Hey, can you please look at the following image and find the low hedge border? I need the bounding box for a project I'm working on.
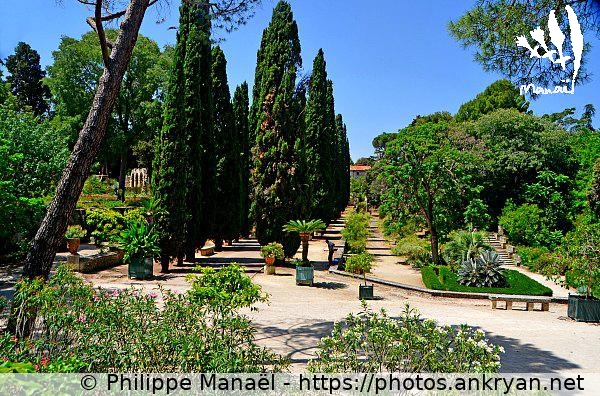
[330,269,566,303]
[421,267,552,296]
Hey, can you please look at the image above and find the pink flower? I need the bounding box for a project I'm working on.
[148,292,158,299]
[77,314,87,323]
[111,289,120,297]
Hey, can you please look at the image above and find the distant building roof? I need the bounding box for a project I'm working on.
[350,165,372,172]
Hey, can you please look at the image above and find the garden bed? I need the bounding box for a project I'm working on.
[421,267,552,296]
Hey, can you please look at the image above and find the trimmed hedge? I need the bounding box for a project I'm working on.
[421,267,552,296]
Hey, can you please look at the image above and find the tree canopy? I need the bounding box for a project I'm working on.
[449,0,600,90]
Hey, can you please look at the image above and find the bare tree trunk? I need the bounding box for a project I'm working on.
[22,0,151,280]
[118,151,128,202]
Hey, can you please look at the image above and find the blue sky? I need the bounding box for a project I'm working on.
[0,0,598,160]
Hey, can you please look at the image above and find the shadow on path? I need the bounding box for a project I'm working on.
[469,326,581,373]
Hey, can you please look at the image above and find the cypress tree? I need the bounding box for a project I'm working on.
[153,2,191,272]
[211,46,242,248]
[324,79,338,220]
[304,49,335,223]
[233,82,251,237]
[335,114,351,212]
[184,1,214,260]
[250,1,304,257]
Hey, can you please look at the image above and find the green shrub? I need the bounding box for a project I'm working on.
[260,242,284,260]
[308,303,503,373]
[7,265,286,372]
[391,235,431,267]
[85,208,146,245]
[344,252,373,275]
[561,217,600,299]
[82,176,114,196]
[114,221,160,261]
[421,266,444,289]
[65,225,86,239]
[442,229,492,269]
[517,246,565,275]
[341,209,370,253]
[422,267,552,296]
[499,202,562,248]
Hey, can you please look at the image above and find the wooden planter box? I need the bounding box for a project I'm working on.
[296,265,314,286]
[359,284,374,300]
[128,255,153,280]
[568,295,600,322]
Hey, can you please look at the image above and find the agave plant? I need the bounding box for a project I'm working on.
[283,219,327,262]
[457,251,506,288]
[457,259,481,287]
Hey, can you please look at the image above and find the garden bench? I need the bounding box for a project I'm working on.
[200,246,215,256]
[489,295,551,311]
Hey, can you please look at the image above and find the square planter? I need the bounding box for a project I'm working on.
[296,265,314,286]
[568,295,600,323]
[265,265,276,275]
[128,256,153,280]
[359,284,374,300]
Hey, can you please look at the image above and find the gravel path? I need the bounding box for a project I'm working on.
[2,211,598,374]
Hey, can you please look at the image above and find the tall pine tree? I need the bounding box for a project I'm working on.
[153,2,191,272]
[211,46,242,248]
[4,42,50,116]
[250,1,305,257]
[233,82,251,237]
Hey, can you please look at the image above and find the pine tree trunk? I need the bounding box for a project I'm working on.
[22,0,150,280]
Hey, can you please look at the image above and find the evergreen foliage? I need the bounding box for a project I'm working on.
[184,2,215,258]
[232,82,251,237]
[212,46,242,246]
[250,1,305,257]
[454,79,529,122]
[153,2,193,270]
[304,50,335,223]
[4,42,50,116]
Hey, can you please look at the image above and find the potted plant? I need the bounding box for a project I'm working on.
[283,219,326,262]
[115,221,160,280]
[65,225,86,255]
[344,252,374,300]
[563,222,600,322]
[294,259,315,286]
[260,242,284,275]
[141,196,159,224]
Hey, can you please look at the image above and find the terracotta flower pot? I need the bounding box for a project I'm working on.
[265,256,276,266]
[67,238,81,255]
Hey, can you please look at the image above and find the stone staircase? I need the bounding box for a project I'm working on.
[484,232,520,267]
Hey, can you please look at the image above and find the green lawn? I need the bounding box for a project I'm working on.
[421,266,552,296]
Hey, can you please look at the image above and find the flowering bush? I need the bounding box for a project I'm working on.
[5,264,286,372]
[308,303,503,373]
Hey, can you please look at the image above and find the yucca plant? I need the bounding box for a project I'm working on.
[283,219,327,262]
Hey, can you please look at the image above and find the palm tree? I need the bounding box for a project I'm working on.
[283,219,327,262]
